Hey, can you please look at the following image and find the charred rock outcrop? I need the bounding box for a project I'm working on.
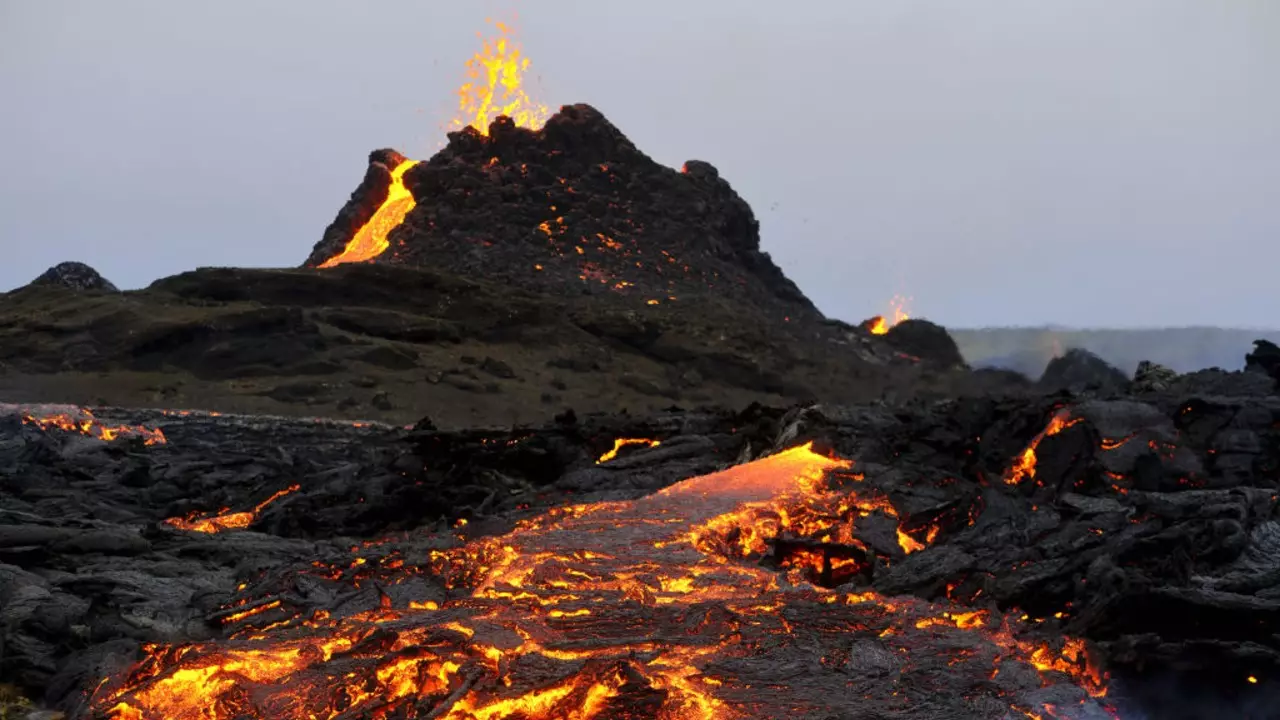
[1040,347,1130,394]
[882,318,966,368]
[305,105,817,319]
[1246,339,1280,386]
[27,262,118,293]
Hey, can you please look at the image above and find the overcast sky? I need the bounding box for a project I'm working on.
[2,1,1277,327]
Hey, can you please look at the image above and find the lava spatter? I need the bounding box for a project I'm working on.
[96,444,1112,719]
[868,295,911,335]
[449,19,550,136]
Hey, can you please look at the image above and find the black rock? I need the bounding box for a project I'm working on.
[883,319,966,368]
[1245,339,1280,384]
[28,262,118,293]
[1039,348,1129,393]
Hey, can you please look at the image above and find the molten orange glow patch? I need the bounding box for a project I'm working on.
[319,159,419,268]
[450,20,550,135]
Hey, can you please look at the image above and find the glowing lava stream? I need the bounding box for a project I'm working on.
[318,159,419,268]
[98,444,1106,719]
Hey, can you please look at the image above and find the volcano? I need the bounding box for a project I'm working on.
[4,21,1279,720]
[305,105,817,321]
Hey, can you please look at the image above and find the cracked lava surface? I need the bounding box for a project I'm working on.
[95,444,1111,719]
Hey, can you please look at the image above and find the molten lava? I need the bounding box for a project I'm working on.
[1005,410,1083,486]
[596,437,661,464]
[450,20,550,135]
[163,484,301,534]
[318,159,419,268]
[869,296,911,335]
[17,406,166,445]
[97,444,1109,719]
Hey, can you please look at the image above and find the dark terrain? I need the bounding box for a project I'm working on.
[3,104,1280,719]
[0,106,983,429]
[3,357,1280,719]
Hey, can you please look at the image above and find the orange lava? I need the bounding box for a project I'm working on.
[19,407,166,445]
[98,444,1109,719]
[596,437,661,463]
[318,159,419,268]
[163,484,300,534]
[1005,410,1083,485]
[869,296,911,335]
[450,19,550,135]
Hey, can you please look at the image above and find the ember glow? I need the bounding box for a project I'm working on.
[450,20,550,135]
[163,484,301,534]
[869,295,911,335]
[97,444,1111,719]
[18,407,166,445]
[318,159,419,268]
[1005,410,1083,485]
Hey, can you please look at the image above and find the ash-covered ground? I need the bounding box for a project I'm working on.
[2,353,1278,719]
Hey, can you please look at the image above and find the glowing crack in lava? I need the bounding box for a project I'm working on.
[98,444,1110,719]
[596,437,661,464]
[1005,410,1083,486]
[163,484,301,534]
[449,20,550,136]
[869,296,911,335]
[318,159,420,268]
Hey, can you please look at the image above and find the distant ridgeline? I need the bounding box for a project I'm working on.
[951,327,1280,378]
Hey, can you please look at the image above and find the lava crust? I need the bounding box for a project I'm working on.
[3,355,1279,719]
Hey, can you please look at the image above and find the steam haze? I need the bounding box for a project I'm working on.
[2,0,1277,328]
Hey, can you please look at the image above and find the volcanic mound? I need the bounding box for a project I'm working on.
[305,104,816,319]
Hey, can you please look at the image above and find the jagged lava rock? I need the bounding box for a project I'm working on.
[305,104,817,318]
[27,262,118,293]
[1039,347,1129,394]
[1246,339,1280,386]
[883,318,966,368]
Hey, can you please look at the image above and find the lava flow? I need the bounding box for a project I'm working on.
[869,296,911,335]
[13,405,166,445]
[318,159,419,268]
[97,444,1111,720]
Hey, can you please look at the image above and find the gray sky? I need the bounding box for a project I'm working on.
[2,0,1277,327]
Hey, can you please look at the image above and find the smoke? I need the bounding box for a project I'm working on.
[1105,670,1277,720]
[951,327,1280,378]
